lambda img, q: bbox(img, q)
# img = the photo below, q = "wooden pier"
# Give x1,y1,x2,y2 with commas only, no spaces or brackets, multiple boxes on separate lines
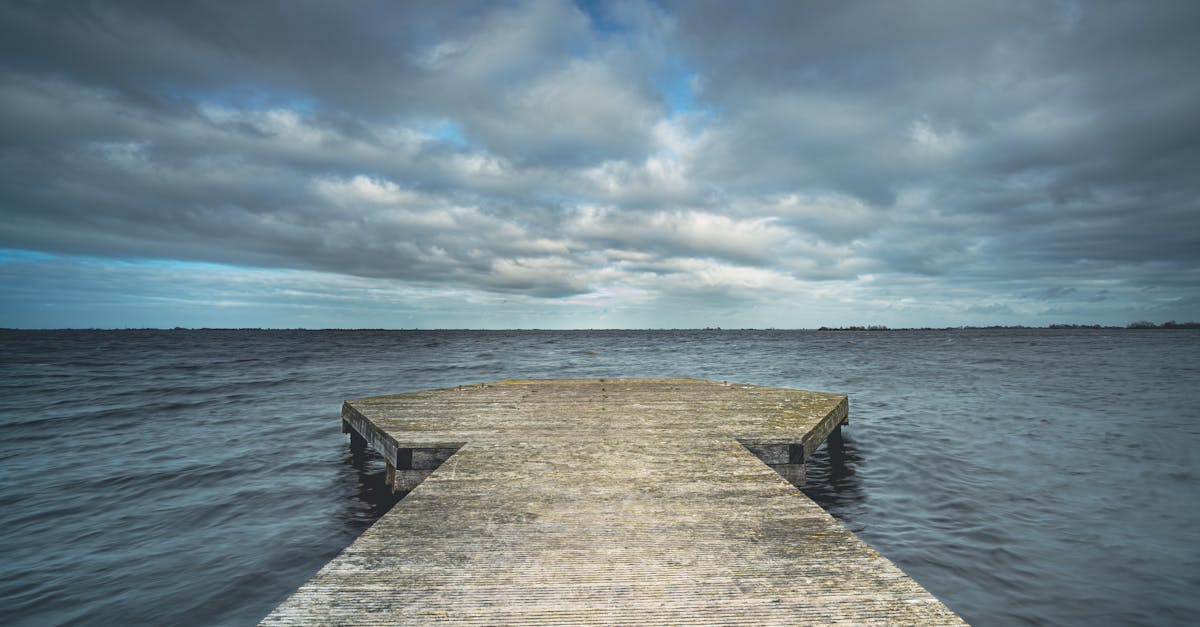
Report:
263,378,964,625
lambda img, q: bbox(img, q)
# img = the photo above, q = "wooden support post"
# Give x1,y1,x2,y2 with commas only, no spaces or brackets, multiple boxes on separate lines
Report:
344,418,368,453
769,463,806,487
827,422,845,453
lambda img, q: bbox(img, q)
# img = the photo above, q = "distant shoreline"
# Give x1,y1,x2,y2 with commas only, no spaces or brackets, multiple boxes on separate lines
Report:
816,321,1200,331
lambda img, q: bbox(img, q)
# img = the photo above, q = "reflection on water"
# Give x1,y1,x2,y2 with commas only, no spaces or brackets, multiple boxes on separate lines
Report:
800,428,866,524
339,448,400,532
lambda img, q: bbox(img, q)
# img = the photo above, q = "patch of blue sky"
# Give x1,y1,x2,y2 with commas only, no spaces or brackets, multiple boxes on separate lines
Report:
662,69,697,115
160,84,320,114
575,0,627,37
0,248,58,263
112,256,247,272
0,247,254,275
428,119,469,147
659,54,711,121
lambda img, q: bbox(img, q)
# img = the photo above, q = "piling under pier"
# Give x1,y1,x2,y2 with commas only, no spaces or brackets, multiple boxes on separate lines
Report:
264,378,964,625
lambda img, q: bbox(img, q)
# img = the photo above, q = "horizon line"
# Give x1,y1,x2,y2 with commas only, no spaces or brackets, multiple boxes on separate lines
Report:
3,322,1198,332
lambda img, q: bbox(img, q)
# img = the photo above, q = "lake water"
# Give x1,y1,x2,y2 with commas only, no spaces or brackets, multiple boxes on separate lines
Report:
1,329,1197,625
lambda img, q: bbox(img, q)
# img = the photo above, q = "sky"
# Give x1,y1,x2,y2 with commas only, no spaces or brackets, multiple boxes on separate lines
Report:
2,0,1198,329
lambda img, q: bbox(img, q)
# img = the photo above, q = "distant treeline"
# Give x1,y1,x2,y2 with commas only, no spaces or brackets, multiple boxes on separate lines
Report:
818,321,1200,331
817,325,893,331
1123,320,1200,329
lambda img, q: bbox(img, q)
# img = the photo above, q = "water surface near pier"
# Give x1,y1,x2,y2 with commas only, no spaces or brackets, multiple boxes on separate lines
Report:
1,329,1197,625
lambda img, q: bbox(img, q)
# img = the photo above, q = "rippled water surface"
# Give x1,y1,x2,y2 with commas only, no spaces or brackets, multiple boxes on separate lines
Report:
1,329,1197,625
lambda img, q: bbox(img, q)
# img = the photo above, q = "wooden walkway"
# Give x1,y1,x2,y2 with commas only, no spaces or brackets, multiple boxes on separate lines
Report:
263,378,964,625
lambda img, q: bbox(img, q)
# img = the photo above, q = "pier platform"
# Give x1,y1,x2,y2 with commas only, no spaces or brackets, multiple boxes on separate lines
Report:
263,378,963,625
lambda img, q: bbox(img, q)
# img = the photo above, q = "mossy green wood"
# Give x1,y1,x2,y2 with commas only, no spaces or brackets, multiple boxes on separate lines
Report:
265,378,964,625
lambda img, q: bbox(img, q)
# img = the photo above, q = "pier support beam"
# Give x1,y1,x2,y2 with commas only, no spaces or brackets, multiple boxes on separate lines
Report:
343,411,459,494
344,419,368,453
827,422,845,452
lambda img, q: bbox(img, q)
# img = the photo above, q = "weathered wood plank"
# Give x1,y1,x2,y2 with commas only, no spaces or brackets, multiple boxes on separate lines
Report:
264,378,964,625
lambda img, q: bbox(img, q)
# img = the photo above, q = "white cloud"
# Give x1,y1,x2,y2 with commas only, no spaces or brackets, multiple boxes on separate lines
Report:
466,57,660,166
314,175,421,207
755,193,882,243
909,117,965,158
568,207,791,265
654,258,802,294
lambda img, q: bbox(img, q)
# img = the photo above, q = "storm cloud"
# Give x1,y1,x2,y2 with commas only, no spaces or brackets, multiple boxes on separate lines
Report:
1,0,1197,328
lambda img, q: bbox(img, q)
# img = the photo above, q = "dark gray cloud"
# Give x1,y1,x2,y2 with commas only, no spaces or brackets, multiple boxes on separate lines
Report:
673,1,1200,268
1,0,1197,327
1,1,470,114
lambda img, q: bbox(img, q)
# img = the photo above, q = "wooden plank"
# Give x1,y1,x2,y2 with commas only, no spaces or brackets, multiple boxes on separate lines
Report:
264,378,964,625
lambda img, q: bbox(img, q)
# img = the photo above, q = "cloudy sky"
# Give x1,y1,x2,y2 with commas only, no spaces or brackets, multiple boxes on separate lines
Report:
2,1,1197,328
